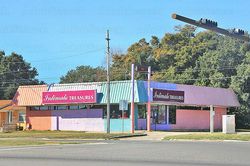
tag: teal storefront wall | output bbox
[104,119,131,132]
[103,104,138,132]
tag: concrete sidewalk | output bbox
[120,131,198,141]
[120,131,250,141]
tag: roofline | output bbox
[17,80,235,92]
[0,103,12,111]
[151,101,239,108]
[17,80,134,88]
[17,102,239,108]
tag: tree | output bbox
[60,65,106,83]
[110,25,249,128]
[230,51,250,128]
[0,52,41,99]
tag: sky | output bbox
[0,0,249,83]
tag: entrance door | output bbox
[151,106,158,131]
[151,105,168,131]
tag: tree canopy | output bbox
[0,52,42,99]
[60,65,106,83]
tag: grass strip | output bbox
[0,130,144,139]
[163,133,250,141]
[0,140,56,146]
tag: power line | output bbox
[0,75,249,89]
[165,75,250,83]
[0,48,105,64]
[0,63,241,76]
[153,66,239,74]
[0,66,246,84]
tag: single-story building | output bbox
[12,80,240,132]
[0,100,26,131]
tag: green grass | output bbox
[0,140,56,146]
[0,130,136,139]
[163,133,250,141]
[0,130,143,146]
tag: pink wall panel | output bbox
[172,109,210,130]
[171,108,227,130]
[214,107,227,129]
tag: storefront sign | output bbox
[119,100,128,110]
[42,90,97,104]
[153,89,184,103]
[135,65,148,72]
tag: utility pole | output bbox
[131,64,135,133]
[147,66,151,132]
[172,13,250,42]
[106,30,111,134]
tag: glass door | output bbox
[151,106,158,131]
[151,105,167,131]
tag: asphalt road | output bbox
[0,140,249,166]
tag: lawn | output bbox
[0,139,54,146]
[0,130,143,146]
[0,130,137,139]
[163,133,250,141]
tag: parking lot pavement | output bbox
[0,140,250,166]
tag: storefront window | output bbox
[151,106,158,124]
[57,106,67,110]
[91,105,105,109]
[111,105,120,119]
[102,105,107,118]
[169,105,176,124]
[138,105,146,119]
[31,106,40,111]
[18,112,26,122]
[69,105,79,110]
[40,106,49,111]
[102,104,130,119]
[79,105,88,109]
[158,105,166,124]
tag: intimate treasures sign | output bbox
[153,89,184,103]
[42,90,97,104]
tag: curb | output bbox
[111,133,147,139]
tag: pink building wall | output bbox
[51,109,104,131]
[214,107,227,129]
[171,107,227,130]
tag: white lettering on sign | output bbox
[153,89,185,102]
[45,95,68,101]
[154,92,184,100]
[42,90,97,104]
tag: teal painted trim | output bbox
[104,119,131,132]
